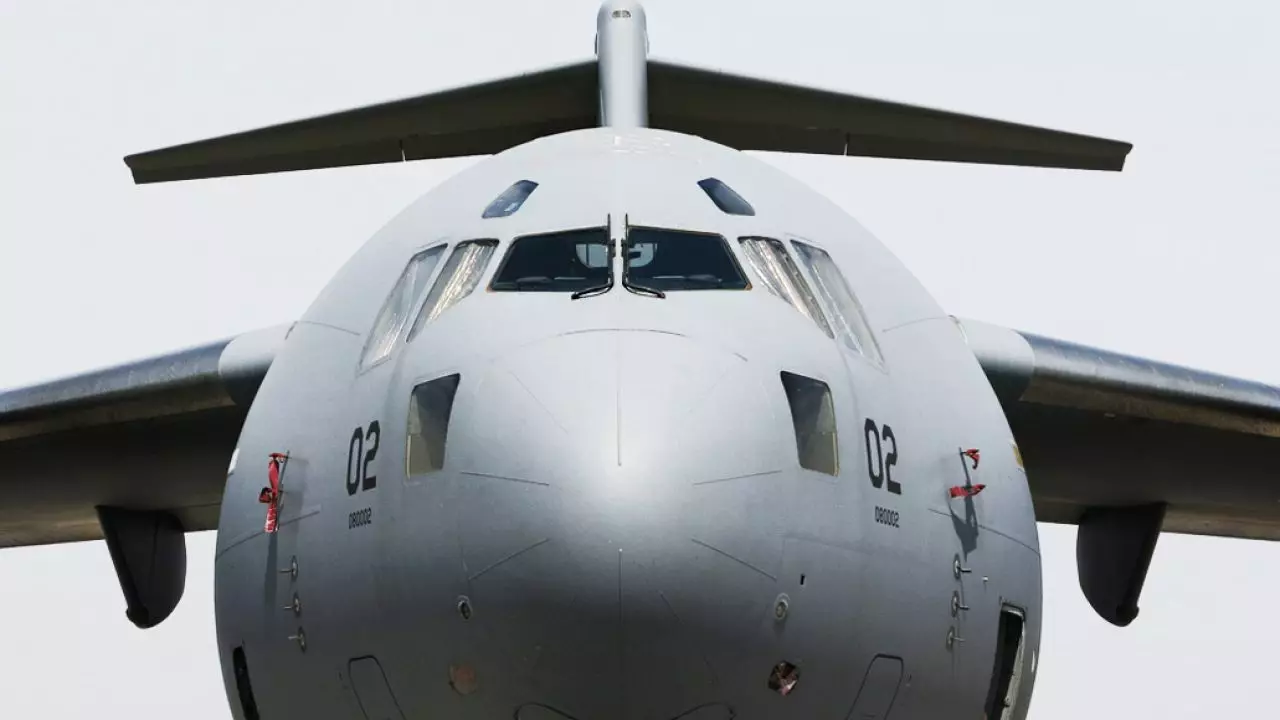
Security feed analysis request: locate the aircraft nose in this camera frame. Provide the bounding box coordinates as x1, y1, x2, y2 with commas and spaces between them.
444, 330, 789, 718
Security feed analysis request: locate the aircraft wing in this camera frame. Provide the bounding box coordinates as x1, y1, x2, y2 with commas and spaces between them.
956, 318, 1280, 542
0, 324, 290, 548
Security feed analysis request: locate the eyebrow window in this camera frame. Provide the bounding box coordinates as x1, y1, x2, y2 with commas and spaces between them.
624, 227, 749, 291
407, 239, 497, 340
791, 241, 884, 365
697, 178, 755, 216
738, 237, 832, 337
482, 180, 538, 219
490, 227, 611, 293
359, 244, 446, 369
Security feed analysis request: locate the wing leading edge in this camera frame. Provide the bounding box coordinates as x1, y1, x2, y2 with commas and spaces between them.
0, 324, 290, 548
957, 317, 1280, 542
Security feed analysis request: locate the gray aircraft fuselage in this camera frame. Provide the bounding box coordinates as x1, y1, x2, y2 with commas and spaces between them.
207, 2, 1039, 719
215, 124, 1038, 719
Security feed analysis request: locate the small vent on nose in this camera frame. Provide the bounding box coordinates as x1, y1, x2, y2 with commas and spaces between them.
780, 372, 838, 476
408, 374, 461, 476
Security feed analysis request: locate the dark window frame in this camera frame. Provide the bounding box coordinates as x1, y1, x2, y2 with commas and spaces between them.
486, 225, 613, 294
623, 225, 753, 292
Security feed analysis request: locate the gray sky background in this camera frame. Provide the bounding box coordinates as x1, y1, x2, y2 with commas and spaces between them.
2, 1, 1278, 717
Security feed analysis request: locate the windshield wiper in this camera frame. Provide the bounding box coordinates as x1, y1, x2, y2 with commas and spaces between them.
570, 243, 615, 300
621, 238, 666, 299
623, 275, 666, 298
571, 281, 612, 300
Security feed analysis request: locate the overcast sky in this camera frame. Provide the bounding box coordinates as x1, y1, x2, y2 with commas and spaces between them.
2, 1, 1278, 717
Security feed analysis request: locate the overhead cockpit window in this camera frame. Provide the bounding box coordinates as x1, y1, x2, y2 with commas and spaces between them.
482, 180, 538, 219
792, 241, 885, 365
490, 227, 611, 293
359, 244, 446, 369
407, 373, 461, 476
407, 240, 498, 340
739, 237, 833, 337
780, 371, 838, 476
697, 178, 755, 216
624, 227, 749, 291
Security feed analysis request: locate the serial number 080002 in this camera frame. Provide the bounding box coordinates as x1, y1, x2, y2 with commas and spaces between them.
874, 506, 900, 528
349, 507, 372, 529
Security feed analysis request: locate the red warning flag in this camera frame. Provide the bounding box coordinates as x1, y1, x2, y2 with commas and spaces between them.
949, 483, 986, 499
260, 453, 288, 533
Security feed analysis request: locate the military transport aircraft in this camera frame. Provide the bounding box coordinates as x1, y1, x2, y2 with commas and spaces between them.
3, 1, 1277, 718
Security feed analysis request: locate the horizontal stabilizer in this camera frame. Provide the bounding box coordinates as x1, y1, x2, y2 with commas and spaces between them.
0, 324, 290, 547
124, 60, 598, 184
125, 56, 1130, 184
646, 59, 1132, 171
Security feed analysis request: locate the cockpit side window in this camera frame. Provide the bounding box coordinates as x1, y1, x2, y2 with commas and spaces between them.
489, 227, 610, 293
624, 227, 750, 291
791, 241, 885, 365
406, 239, 498, 341
738, 237, 833, 338
359, 244, 447, 370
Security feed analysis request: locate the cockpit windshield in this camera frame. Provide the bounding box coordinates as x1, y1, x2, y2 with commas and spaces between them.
490, 228, 611, 293
624, 227, 749, 291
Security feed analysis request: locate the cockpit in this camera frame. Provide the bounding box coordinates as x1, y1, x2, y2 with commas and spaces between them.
358, 175, 885, 373
489, 228, 611, 294
487, 225, 751, 297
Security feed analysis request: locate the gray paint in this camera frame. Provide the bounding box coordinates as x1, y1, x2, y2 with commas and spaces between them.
1, 2, 1277, 719
958, 317, 1280, 540
0, 324, 288, 547
210, 125, 1038, 719
596, 0, 649, 127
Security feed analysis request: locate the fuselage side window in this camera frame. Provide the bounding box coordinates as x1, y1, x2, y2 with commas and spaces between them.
489, 227, 611, 293
407, 239, 498, 341
791, 241, 885, 365
359, 244, 447, 370
407, 373, 461, 476
624, 227, 750, 291
738, 237, 833, 338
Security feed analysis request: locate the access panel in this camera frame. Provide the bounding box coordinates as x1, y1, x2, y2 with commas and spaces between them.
349, 656, 406, 720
